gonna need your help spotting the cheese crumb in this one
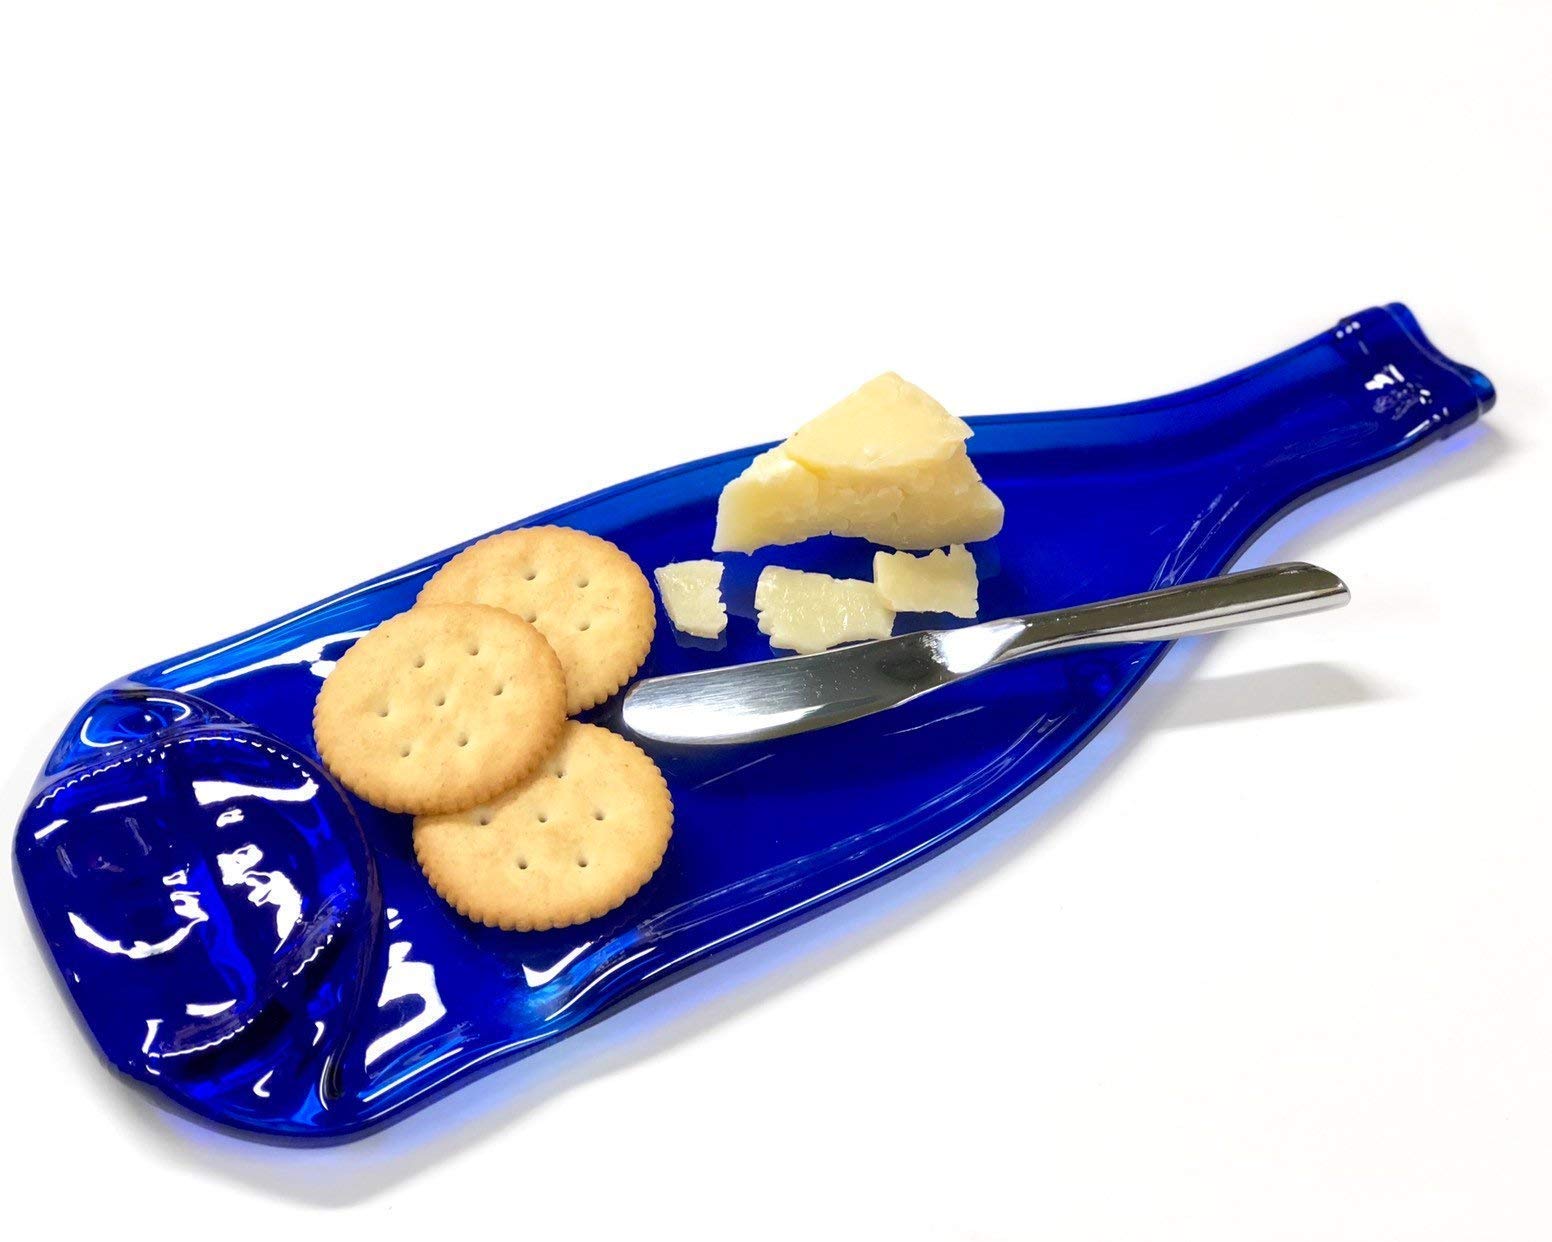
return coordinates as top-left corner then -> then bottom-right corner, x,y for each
754,566 -> 895,654
714,373 -> 1004,553
653,560 -> 727,639
873,545 -> 979,618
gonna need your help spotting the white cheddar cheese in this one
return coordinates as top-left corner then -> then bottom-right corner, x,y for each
783,373 -> 969,480
873,545 -> 979,618
754,566 -> 895,655
653,559 -> 727,638
714,373 -> 1004,553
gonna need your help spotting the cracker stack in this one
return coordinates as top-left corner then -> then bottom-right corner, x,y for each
314,526 -> 671,931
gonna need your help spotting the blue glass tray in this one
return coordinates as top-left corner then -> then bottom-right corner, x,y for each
13,304 -> 1493,1139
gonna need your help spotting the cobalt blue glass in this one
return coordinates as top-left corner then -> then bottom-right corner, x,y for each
13,304 -> 1494,1138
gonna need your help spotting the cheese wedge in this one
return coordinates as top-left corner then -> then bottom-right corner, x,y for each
714,373 -> 1004,553
653,559 -> 727,639
754,566 -> 895,655
873,545 -> 979,618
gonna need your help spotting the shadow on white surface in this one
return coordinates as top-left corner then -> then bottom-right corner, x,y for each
8,420 -> 1509,1207
1156,662 -> 1385,730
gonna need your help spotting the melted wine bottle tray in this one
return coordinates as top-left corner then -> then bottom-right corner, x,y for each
13,304 -> 1493,1139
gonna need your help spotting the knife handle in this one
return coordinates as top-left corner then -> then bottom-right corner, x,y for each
995,562 -> 1350,664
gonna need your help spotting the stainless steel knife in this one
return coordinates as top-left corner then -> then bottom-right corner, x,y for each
620,561 -> 1349,746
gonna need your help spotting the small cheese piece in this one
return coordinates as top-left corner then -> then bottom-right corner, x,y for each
714,373 -> 1004,553
873,545 -> 979,618
755,566 -> 895,655
653,559 -> 727,639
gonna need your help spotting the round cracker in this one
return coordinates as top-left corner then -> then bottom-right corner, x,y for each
414,721 -> 673,932
313,604 -> 566,815
417,526 -> 655,714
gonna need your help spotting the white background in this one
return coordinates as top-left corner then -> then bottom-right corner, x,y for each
1,2 -> 1547,1238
